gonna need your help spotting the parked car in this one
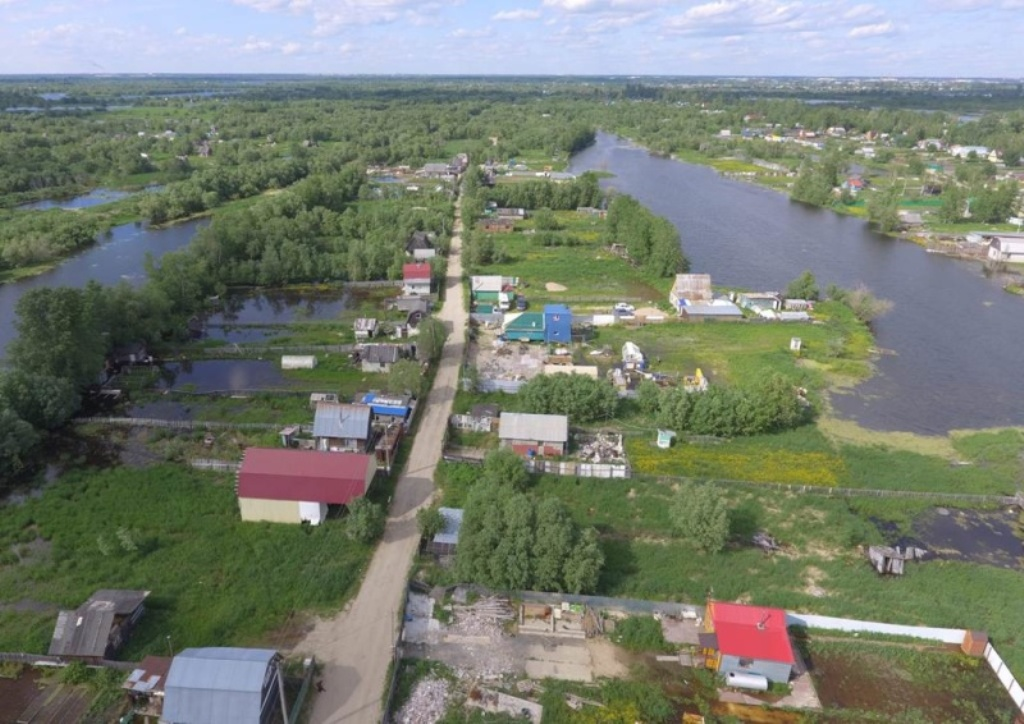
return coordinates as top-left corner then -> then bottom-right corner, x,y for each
614,302 -> 635,315
516,295 -> 528,311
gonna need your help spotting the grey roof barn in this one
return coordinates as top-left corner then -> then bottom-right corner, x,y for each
162,647 -> 282,724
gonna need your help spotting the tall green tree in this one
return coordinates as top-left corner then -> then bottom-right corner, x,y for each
671,482 -> 729,554
9,287 -> 106,391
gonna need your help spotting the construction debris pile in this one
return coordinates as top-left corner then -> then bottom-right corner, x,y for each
448,596 -> 515,641
575,432 -> 626,464
753,531 -> 782,553
868,545 -> 927,575
395,676 -> 451,724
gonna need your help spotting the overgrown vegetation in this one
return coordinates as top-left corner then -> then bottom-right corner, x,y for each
0,465 -> 374,656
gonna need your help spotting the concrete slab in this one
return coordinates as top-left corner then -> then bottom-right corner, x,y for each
525,660 -> 593,682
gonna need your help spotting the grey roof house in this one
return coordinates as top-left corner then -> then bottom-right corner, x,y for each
49,589 -> 150,662
162,647 -> 284,724
498,412 -> 569,457
359,344 -> 406,373
313,402 -> 373,452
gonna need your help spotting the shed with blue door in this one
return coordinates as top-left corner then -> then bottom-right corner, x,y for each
543,304 -> 572,344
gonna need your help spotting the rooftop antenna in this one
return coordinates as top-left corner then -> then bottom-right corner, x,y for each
757,612 -> 771,631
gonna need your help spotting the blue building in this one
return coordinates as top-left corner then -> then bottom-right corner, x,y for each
543,304 -> 572,344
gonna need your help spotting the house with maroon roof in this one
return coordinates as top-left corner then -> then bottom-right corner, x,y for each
236,448 -> 377,526
403,262 -> 432,296
701,600 -> 795,683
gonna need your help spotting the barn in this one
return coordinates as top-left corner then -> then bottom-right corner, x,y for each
236,448 -> 377,525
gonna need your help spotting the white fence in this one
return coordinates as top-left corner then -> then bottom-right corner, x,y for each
189,458 -> 241,473
985,642 -> 1024,713
785,612 -> 966,644
788,610 -> 1024,715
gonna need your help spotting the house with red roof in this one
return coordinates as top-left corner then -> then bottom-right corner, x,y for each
236,448 -> 377,526
701,600 -> 795,683
403,262 -> 432,296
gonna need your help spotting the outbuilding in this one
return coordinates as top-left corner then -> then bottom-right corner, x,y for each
49,589 -> 150,663
425,507 -> 464,557
498,412 -> 569,457
237,448 -> 377,525
162,647 -> 284,724
359,344 -> 405,373
701,601 -> 795,684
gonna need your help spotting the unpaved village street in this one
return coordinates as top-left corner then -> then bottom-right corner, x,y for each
295,197 -> 466,724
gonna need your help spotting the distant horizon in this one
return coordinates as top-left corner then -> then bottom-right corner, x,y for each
3,1 -> 1024,77
0,73 -> 1021,82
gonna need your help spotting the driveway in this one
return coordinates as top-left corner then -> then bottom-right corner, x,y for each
295,196 -> 467,724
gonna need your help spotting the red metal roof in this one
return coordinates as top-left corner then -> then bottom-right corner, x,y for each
709,601 -> 795,664
403,262 -> 431,280
238,448 -> 373,505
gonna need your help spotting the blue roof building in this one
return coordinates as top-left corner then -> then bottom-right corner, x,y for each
543,304 -> 572,344
361,392 -> 412,420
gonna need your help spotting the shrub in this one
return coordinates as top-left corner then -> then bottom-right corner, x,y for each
346,498 -> 385,544
609,616 -> 672,652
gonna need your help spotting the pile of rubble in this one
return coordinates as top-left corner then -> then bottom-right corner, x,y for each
448,596 -> 515,642
575,432 -> 626,464
395,676 -> 451,724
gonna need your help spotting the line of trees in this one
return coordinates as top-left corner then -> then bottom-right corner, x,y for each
639,374 -> 808,438
603,194 -> 689,277
518,373 -> 619,424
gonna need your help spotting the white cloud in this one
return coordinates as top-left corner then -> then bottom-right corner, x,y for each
542,0 -> 664,12
450,26 -> 492,38
492,8 -> 541,21
842,3 -> 882,20
281,41 -> 302,54
666,0 -> 806,35
848,20 -> 896,37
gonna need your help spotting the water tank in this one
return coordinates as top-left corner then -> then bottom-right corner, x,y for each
726,671 -> 769,691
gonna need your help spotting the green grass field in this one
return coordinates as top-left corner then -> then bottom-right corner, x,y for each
434,460 -> 1024,673
0,465 -> 374,657
477,211 -> 674,305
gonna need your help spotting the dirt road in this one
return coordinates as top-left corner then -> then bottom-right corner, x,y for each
296,197 -> 466,724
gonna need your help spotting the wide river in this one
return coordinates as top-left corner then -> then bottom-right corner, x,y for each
570,132 -> 1023,434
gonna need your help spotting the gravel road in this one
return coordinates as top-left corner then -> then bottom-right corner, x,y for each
296,197 -> 466,724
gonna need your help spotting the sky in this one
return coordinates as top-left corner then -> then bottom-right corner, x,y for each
1,0 -> 1023,77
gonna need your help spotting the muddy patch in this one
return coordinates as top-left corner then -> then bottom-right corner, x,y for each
914,508 -> 1023,569
805,640 -> 1018,722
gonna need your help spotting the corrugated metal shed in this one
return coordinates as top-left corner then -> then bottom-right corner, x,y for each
163,647 -> 278,724
313,402 -> 371,441
498,412 -> 569,444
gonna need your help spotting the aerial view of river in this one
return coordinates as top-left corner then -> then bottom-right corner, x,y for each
570,132 -> 1023,434
0,219 -> 207,360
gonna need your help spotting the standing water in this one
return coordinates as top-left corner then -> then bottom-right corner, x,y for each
569,133 -> 1023,434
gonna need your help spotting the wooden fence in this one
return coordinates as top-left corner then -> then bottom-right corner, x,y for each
77,417 -> 311,433
0,652 -> 136,670
674,476 -> 1022,506
449,414 -> 494,433
174,343 -> 354,359
189,458 -> 240,472
525,459 -> 631,479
